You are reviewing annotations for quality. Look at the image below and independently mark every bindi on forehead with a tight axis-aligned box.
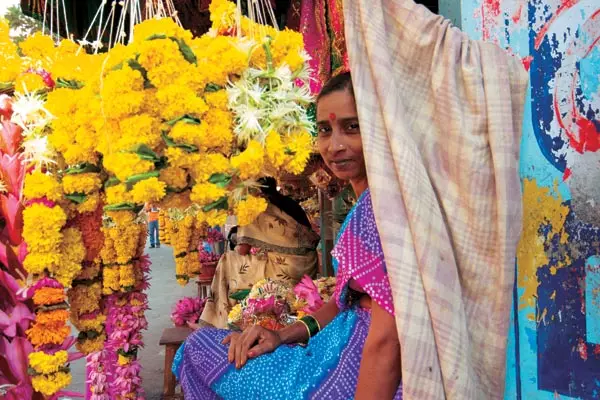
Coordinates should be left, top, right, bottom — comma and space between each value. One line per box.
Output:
329, 113, 337, 121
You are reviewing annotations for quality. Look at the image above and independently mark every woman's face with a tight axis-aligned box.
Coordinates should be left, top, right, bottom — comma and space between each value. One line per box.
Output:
316, 88, 367, 183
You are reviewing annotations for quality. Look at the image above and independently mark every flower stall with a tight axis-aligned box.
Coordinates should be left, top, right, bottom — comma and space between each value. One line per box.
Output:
0, 0, 327, 397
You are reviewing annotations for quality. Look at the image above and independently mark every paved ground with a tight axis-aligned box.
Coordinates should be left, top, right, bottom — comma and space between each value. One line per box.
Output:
67, 243, 196, 399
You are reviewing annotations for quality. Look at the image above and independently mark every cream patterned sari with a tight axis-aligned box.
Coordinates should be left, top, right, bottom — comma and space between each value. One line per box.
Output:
200, 203, 320, 328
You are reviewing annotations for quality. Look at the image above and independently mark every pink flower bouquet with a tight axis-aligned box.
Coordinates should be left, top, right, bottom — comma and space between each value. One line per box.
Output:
170, 297, 207, 327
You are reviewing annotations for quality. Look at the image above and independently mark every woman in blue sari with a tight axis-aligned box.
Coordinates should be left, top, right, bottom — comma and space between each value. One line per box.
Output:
175, 72, 402, 399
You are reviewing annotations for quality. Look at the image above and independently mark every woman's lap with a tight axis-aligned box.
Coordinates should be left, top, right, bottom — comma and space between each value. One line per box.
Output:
180, 309, 402, 400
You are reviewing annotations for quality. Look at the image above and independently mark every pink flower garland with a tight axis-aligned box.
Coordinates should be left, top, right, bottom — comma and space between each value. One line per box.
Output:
103, 257, 150, 399
85, 351, 109, 400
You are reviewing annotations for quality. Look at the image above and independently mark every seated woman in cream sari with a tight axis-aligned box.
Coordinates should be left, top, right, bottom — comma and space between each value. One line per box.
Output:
200, 179, 320, 328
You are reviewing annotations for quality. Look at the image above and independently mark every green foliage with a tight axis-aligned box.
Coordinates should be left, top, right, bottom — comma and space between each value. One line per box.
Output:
3, 5, 43, 44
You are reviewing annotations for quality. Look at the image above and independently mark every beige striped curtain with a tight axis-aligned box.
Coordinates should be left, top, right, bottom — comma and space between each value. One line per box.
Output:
343, 0, 528, 398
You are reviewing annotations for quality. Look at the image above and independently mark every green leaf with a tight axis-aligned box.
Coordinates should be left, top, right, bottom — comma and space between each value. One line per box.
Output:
170, 37, 197, 65
124, 170, 160, 186
284, 148, 296, 156
117, 348, 138, 357
202, 196, 229, 212
127, 58, 150, 82
146, 33, 167, 40
205, 83, 223, 92
161, 131, 198, 153
64, 163, 100, 174
78, 329, 102, 340
111, 62, 124, 71
165, 115, 201, 126
132, 144, 160, 162
262, 36, 274, 71
104, 177, 121, 188
103, 202, 138, 212
65, 193, 87, 204
56, 78, 84, 89
166, 186, 190, 194
229, 289, 251, 301
208, 173, 232, 188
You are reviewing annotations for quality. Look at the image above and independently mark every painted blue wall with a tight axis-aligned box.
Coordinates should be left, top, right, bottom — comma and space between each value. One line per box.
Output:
453, 0, 600, 398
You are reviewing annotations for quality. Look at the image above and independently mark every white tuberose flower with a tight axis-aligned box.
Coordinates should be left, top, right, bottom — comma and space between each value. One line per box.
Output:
22, 136, 57, 170
10, 91, 54, 134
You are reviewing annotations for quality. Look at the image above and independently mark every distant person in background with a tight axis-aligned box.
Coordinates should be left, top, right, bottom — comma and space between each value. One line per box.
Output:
145, 202, 160, 248
200, 177, 320, 328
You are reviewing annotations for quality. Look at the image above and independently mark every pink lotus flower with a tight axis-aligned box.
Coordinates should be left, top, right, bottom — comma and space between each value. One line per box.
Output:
0, 153, 25, 196
0, 268, 21, 308
0, 194, 23, 246
0, 121, 23, 156
0, 336, 33, 397
0, 303, 34, 338
244, 296, 286, 318
294, 275, 324, 313
0, 94, 13, 120
170, 297, 206, 327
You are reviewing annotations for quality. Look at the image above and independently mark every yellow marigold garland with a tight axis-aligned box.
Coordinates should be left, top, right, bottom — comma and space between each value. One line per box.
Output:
22, 204, 67, 276
31, 371, 72, 396
28, 351, 68, 375
23, 172, 63, 202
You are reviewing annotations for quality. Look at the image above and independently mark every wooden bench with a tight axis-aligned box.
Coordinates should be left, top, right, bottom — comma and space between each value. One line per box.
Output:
159, 321, 213, 399
159, 327, 192, 400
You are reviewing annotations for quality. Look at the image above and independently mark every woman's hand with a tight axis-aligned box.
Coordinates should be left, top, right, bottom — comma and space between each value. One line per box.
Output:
222, 325, 282, 369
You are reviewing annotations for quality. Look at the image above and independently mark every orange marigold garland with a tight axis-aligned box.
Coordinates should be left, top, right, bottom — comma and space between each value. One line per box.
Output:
68, 199, 107, 355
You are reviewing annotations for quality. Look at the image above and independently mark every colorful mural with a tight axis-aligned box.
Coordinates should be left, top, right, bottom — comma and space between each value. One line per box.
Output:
460, 0, 600, 398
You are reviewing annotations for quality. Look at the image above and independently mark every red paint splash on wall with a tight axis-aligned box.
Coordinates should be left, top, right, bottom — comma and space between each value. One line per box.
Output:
512, 4, 524, 24
521, 55, 533, 71
534, 0, 581, 50
574, 117, 600, 153
480, 0, 502, 40
594, 345, 600, 356
553, 72, 600, 154
563, 168, 572, 181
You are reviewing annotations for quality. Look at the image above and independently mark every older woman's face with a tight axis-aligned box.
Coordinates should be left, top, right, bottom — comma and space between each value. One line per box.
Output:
316, 88, 366, 183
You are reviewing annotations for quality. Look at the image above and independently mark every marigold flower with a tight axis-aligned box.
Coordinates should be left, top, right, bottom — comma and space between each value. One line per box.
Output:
26, 321, 70, 347
32, 287, 66, 306
28, 350, 68, 375
31, 371, 72, 396
130, 177, 166, 204
23, 171, 63, 202
190, 182, 227, 206
236, 195, 268, 226
62, 173, 102, 195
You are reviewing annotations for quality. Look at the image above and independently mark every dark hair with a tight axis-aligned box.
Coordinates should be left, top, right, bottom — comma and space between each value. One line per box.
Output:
227, 226, 238, 251
258, 176, 278, 196
317, 71, 354, 102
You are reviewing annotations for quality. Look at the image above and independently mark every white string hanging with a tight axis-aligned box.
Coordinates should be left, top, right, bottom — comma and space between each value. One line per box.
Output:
236, 0, 279, 39
41, 0, 71, 43
79, 0, 180, 53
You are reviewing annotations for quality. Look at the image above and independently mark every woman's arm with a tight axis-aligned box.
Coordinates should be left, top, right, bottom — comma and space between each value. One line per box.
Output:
354, 300, 402, 399
224, 299, 340, 368
278, 298, 339, 344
